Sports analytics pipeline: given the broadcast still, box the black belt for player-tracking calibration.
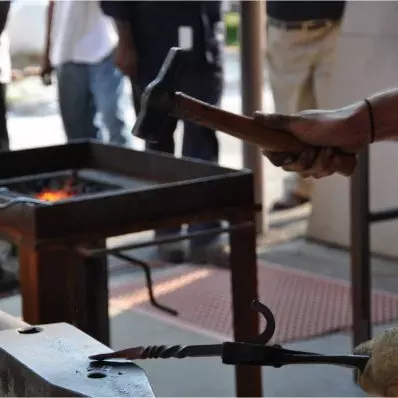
[267,17,338,31]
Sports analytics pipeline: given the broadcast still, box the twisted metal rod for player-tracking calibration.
[90,344,222,361]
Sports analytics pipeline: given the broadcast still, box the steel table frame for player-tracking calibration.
[240,0,265,236]
[0,141,261,398]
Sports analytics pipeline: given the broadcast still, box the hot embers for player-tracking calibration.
[0,170,121,203]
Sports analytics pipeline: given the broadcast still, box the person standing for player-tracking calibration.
[266,1,346,210]
[100,1,228,266]
[41,0,132,147]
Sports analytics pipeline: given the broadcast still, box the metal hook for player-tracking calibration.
[248,300,276,344]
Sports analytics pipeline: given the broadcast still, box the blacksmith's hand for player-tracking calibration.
[253,103,371,179]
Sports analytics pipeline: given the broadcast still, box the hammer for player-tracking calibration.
[132,47,356,177]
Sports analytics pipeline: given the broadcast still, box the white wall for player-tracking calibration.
[307,1,398,257]
[7,0,46,56]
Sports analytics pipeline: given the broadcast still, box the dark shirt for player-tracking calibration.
[100,1,223,84]
[266,1,345,22]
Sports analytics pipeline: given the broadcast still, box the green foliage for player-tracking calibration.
[224,12,239,47]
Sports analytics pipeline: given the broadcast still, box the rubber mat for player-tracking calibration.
[109,261,398,343]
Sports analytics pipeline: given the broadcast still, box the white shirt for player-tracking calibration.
[0,31,11,84]
[50,0,117,67]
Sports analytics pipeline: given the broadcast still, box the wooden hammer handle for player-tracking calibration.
[173,92,356,177]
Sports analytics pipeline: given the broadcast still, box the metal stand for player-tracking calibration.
[350,148,371,349]
[350,146,398,349]
[229,215,262,397]
[0,139,261,398]
[78,219,262,397]
[240,0,265,235]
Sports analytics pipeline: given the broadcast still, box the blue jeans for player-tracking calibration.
[132,64,224,248]
[56,52,132,147]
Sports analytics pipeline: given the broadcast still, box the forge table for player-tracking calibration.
[0,140,261,397]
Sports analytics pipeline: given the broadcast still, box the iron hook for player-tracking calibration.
[248,300,276,344]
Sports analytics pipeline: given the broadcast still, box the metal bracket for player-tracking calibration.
[110,251,178,316]
[77,221,256,317]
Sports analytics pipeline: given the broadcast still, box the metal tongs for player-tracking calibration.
[89,300,369,371]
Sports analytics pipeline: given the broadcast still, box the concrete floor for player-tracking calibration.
[260,238,398,295]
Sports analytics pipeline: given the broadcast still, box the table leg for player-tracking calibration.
[229,216,262,397]
[83,240,110,345]
[19,241,109,345]
[350,148,371,348]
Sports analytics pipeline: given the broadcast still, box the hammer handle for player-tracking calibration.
[173,92,356,177]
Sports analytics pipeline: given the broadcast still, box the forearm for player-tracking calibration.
[44,0,55,58]
[349,88,398,144]
[0,1,10,36]
[115,19,135,50]
[367,88,398,142]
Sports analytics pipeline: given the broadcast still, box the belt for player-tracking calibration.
[267,17,336,31]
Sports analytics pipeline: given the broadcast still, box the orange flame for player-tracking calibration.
[36,190,73,202]
[35,176,75,202]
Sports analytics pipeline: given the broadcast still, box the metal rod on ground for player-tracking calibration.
[240,0,265,235]
[350,147,371,349]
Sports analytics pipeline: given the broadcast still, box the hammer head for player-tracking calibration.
[132,47,185,143]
